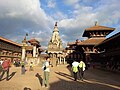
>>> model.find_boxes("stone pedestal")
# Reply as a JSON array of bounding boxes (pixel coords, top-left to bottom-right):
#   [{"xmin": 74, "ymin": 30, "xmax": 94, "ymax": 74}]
[
  {"xmin": 22, "ymin": 47, "xmax": 26, "ymax": 61},
  {"xmin": 33, "ymin": 46, "xmax": 36, "ymax": 57}
]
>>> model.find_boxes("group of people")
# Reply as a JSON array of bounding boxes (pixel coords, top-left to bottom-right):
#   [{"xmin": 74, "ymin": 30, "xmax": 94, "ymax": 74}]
[
  {"xmin": 41, "ymin": 57, "xmax": 86, "ymax": 88},
  {"xmin": 21, "ymin": 61, "xmax": 34, "ymax": 75},
  {"xmin": 0, "ymin": 57, "xmax": 86, "ymax": 89},
  {"xmin": 72, "ymin": 59, "xmax": 86, "ymax": 81},
  {"xmin": 0, "ymin": 59, "xmax": 34, "ymax": 81}
]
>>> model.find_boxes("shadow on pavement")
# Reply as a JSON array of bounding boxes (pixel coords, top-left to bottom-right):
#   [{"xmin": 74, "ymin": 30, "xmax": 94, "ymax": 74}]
[
  {"xmin": 49, "ymin": 76, "xmax": 120, "ymax": 90},
  {"xmin": 0, "ymin": 71, "xmax": 16, "ymax": 81},
  {"xmin": 23, "ymin": 87, "xmax": 31, "ymax": 90},
  {"xmin": 49, "ymin": 78, "xmax": 120, "ymax": 90},
  {"xmin": 55, "ymin": 71, "xmax": 73, "ymax": 81},
  {"xmin": 8, "ymin": 72, "xmax": 16, "ymax": 81},
  {"xmin": 49, "ymin": 65, "xmax": 120, "ymax": 90},
  {"xmin": 35, "ymin": 73, "xmax": 43, "ymax": 86}
]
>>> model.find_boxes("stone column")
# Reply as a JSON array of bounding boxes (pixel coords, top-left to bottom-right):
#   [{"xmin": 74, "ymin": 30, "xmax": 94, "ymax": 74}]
[
  {"xmin": 22, "ymin": 47, "xmax": 26, "ymax": 61},
  {"xmin": 57, "ymin": 58, "xmax": 60, "ymax": 64},
  {"xmin": 59, "ymin": 57, "xmax": 61, "ymax": 64},
  {"xmin": 36, "ymin": 48, "xmax": 38, "ymax": 57},
  {"xmin": 33, "ymin": 46, "xmax": 36, "ymax": 57},
  {"xmin": 63, "ymin": 58, "xmax": 65, "ymax": 64}
]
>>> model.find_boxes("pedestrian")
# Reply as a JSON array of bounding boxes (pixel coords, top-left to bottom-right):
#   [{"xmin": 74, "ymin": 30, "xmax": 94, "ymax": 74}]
[
  {"xmin": 0, "ymin": 62, "xmax": 3, "ymax": 74},
  {"xmin": 72, "ymin": 60, "xmax": 79, "ymax": 81},
  {"xmin": 42, "ymin": 57, "xmax": 50, "ymax": 88},
  {"xmin": 78, "ymin": 59, "xmax": 86, "ymax": 81},
  {"xmin": 29, "ymin": 62, "xmax": 34, "ymax": 71},
  {"xmin": 0, "ymin": 60, "xmax": 3, "ymax": 65},
  {"xmin": 0, "ymin": 59, "xmax": 10, "ymax": 81},
  {"xmin": 21, "ymin": 61, "xmax": 26, "ymax": 74}
]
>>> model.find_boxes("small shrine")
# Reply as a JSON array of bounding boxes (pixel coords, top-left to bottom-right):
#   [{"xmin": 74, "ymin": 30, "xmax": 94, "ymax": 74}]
[{"xmin": 21, "ymin": 34, "xmax": 43, "ymax": 66}]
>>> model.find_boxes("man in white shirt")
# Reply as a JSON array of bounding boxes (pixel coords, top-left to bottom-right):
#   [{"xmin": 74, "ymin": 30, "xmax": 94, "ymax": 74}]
[
  {"xmin": 72, "ymin": 60, "xmax": 79, "ymax": 81},
  {"xmin": 78, "ymin": 59, "xmax": 86, "ymax": 81},
  {"xmin": 42, "ymin": 57, "xmax": 50, "ymax": 88}
]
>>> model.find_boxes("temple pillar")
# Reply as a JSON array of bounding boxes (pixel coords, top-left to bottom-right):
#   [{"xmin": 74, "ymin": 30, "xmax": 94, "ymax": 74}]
[
  {"xmin": 22, "ymin": 47, "xmax": 26, "ymax": 61},
  {"xmin": 59, "ymin": 57, "xmax": 61, "ymax": 64},
  {"xmin": 36, "ymin": 48, "xmax": 38, "ymax": 57},
  {"xmin": 63, "ymin": 58, "xmax": 65, "ymax": 64},
  {"xmin": 33, "ymin": 46, "xmax": 36, "ymax": 57},
  {"xmin": 57, "ymin": 58, "xmax": 60, "ymax": 65}
]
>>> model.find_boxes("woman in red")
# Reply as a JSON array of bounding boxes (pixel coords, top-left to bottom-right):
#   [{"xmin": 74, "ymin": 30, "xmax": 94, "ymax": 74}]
[{"xmin": 0, "ymin": 59, "xmax": 10, "ymax": 81}]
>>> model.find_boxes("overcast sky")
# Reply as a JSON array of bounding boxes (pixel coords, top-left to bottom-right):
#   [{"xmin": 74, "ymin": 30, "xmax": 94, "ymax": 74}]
[{"xmin": 0, "ymin": 0, "xmax": 120, "ymax": 49}]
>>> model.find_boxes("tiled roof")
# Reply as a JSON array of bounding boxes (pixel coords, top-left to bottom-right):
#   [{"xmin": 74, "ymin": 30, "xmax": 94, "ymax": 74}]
[
  {"xmin": 38, "ymin": 47, "xmax": 44, "ymax": 51},
  {"xmin": 95, "ymin": 31, "xmax": 120, "ymax": 47},
  {"xmin": 67, "ymin": 42, "xmax": 76, "ymax": 46},
  {"xmin": 77, "ymin": 37, "xmax": 105, "ymax": 45},
  {"xmin": 0, "ymin": 36, "xmax": 22, "ymax": 47},
  {"xmin": 26, "ymin": 46, "xmax": 33, "ymax": 50},
  {"xmin": 85, "ymin": 25, "xmax": 115, "ymax": 31},
  {"xmin": 28, "ymin": 38, "xmax": 39, "ymax": 43}
]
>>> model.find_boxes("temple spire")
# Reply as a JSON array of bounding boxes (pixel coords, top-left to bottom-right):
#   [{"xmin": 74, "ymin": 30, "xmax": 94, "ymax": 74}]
[{"xmin": 54, "ymin": 22, "xmax": 58, "ymax": 31}]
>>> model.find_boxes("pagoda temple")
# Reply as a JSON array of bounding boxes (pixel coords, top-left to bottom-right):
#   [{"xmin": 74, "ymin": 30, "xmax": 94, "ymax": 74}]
[
  {"xmin": 21, "ymin": 34, "xmax": 43, "ymax": 65},
  {"xmin": 81, "ymin": 22, "xmax": 115, "ymax": 52},
  {"xmin": 66, "ymin": 22, "xmax": 115, "ymax": 65},
  {"xmin": 79, "ymin": 22, "xmax": 115, "ymax": 64},
  {"xmin": 47, "ymin": 22, "xmax": 65, "ymax": 66}
]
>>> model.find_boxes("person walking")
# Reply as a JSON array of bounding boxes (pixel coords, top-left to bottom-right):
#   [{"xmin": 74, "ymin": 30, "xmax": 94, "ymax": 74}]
[
  {"xmin": 0, "ymin": 62, "xmax": 3, "ymax": 74},
  {"xmin": 21, "ymin": 61, "xmax": 26, "ymax": 74},
  {"xmin": 78, "ymin": 59, "xmax": 86, "ymax": 81},
  {"xmin": 0, "ymin": 59, "xmax": 10, "ymax": 81},
  {"xmin": 72, "ymin": 60, "xmax": 79, "ymax": 81},
  {"xmin": 42, "ymin": 57, "xmax": 50, "ymax": 88},
  {"xmin": 29, "ymin": 62, "xmax": 34, "ymax": 71}
]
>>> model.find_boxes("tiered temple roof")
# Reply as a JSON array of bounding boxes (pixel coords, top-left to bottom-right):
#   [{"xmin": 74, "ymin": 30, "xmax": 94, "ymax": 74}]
[
  {"xmin": 77, "ymin": 37, "xmax": 105, "ymax": 45},
  {"xmin": 95, "ymin": 31, "xmax": 120, "ymax": 48},
  {"xmin": 83, "ymin": 22, "xmax": 115, "ymax": 38},
  {"xmin": 85, "ymin": 25, "xmax": 115, "ymax": 31},
  {"xmin": 28, "ymin": 38, "xmax": 40, "ymax": 47}
]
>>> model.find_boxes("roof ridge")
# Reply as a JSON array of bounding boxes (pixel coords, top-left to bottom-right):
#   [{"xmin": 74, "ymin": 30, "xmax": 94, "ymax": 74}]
[{"xmin": 0, "ymin": 36, "xmax": 22, "ymax": 47}]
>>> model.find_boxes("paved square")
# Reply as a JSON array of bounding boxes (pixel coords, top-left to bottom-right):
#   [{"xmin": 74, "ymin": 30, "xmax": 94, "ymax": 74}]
[{"xmin": 0, "ymin": 65, "xmax": 120, "ymax": 90}]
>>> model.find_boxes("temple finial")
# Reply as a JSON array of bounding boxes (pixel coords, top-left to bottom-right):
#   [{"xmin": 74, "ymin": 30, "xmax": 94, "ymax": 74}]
[
  {"xmin": 95, "ymin": 21, "xmax": 98, "ymax": 26},
  {"xmin": 55, "ymin": 22, "xmax": 57, "ymax": 26},
  {"xmin": 24, "ymin": 33, "xmax": 28, "ymax": 40}
]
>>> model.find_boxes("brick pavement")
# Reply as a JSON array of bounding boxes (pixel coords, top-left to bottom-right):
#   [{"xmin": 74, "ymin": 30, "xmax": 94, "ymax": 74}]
[{"xmin": 0, "ymin": 64, "xmax": 120, "ymax": 90}]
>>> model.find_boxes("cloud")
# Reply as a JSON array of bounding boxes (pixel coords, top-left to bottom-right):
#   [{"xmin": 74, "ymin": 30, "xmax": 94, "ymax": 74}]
[
  {"xmin": 0, "ymin": 0, "xmax": 55, "ymax": 49},
  {"xmin": 0, "ymin": 0, "xmax": 120, "ymax": 50},
  {"xmin": 58, "ymin": 0, "xmax": 120, "ymax": 45},
  {"xmin": 47, "ymin": 0, "xmax": 56, "ymax": 8},
  {"xmin": 64, "ymin": 0, "xmax": 80, "ymax": 5},
  {"xmin": 52, "ymin": 11, "xmax": 68, "ymax": 20}
]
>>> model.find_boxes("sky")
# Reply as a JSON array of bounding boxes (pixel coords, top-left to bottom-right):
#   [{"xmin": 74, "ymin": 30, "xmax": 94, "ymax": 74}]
[{"xmin": 0, "ymin": 0, "xmax": 120, "ymax": 49}]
